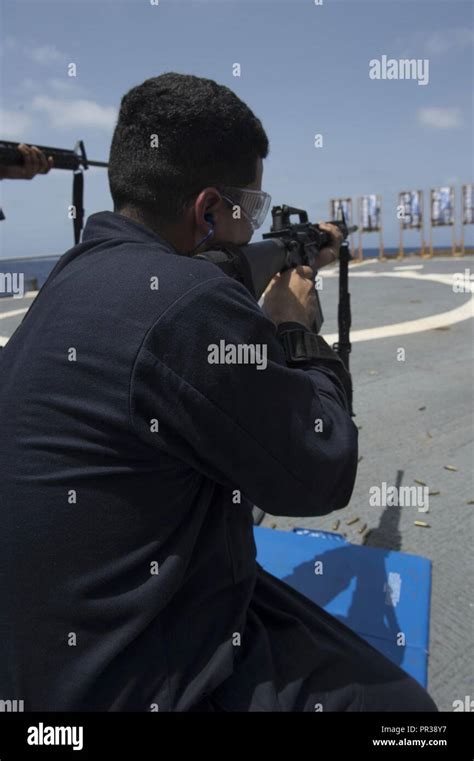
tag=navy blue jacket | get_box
[0,211,358,711]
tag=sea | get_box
[0,247,469,295]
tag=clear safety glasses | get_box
[220,186,272,231]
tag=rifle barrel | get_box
[0,141,108,170]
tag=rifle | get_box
[0,140,108,171]
[196,204,356,413]
[0,140,108,243]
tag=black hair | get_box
[108,72,269,225]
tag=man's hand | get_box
[262,222,344,330]
[311,221,344,270]
[262,265,318,331]
[0,144,54,180]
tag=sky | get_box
[0,0,473,258]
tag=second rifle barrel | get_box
[0,141,108,170]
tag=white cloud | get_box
[20,77,88,97]
[396,28,474,58]
[47,77,87,95]
[417,107,463,129]
[28,45,65,65]
[2,40,66,65]
[32,96,117,131]
[424,29,474,55]
[0,109,33,138]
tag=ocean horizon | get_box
[0,246,472,292]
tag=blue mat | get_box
[253,526,432,687]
